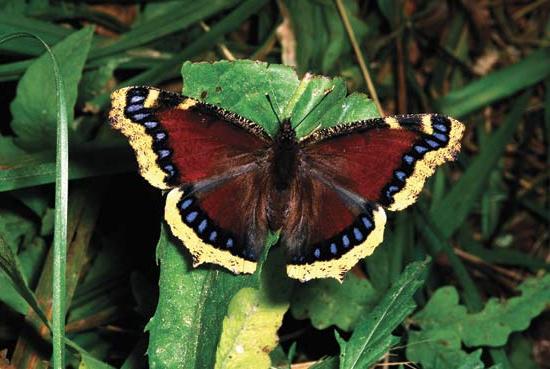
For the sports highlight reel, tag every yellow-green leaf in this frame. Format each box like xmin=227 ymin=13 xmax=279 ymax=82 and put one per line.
xmin=215 ymin=287 xmax=288 ymax=369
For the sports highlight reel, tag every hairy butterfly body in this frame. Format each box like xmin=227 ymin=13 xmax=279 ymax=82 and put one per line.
xmin=110 ymin=85 xmax=464 ymax=281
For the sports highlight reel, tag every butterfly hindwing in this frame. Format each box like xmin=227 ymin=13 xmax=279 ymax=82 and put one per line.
xmin=281 ymin=171 xmax=387 ymax=281
xmin=165 ymin=167 xmax=270 ymax=274
xmin=109 ymin=86 xmax=270 ymax=189
xmin=302 ymin=114 xmax=464 ymax=211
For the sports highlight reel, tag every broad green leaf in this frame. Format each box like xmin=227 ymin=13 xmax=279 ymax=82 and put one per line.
xmin=290 ymin=273 xmax=378 ymax=331
xmin=181 ymin=60 xmax=377 ymax=139
xmin=338 ymin=259 xmax=429 ymax=369
xmin=435 ymin=48 xmax=550 ymax=117
xmin=10 ymin=26 xmax=93 ymax=150
xmin=407 ymin=275 xmax=550 ymax=368
xmin=181 ymin=60 xmax=300 ymax=136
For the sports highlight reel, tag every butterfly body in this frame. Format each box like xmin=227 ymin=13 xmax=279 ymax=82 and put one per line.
xmin=110 ymin=85 xmax=464 ymax=281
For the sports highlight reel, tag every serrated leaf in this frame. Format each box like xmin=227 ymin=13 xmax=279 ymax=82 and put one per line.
xmin=10 ymin=26 xmax=93 ymax=150
xmin=180 ymin=60 xmax=377 ymax=138
xmin=338 ymin=258 xmax=429 ymax=369
xmin=291 ymin=273 xmax=378 ymax=331
xmin=407 ymin=275 xmax=550 ymax=369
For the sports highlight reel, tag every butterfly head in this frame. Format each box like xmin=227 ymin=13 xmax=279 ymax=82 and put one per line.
xmin=276 ymin=118 xmax=297 ymax=145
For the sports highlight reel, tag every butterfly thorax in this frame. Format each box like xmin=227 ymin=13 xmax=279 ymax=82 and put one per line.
xmin=272 ymin=119 xmax=299 ymax=191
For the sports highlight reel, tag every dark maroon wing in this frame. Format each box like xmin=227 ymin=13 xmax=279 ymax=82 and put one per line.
xmin=110 ymin=86 xmax=270 ymax=189
xmin=110 ymin=86 xmax=272 ymax=274
xmin=301 ymin=114 xmax=465 ymax=211
xmin=282 ymin=170 xmax=386 ymax=281
xmin=284 ymin=114 xmax=464 ymax=281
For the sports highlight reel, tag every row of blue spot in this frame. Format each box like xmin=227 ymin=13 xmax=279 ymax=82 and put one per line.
xmin=125 ymin=89 xmax=176 ymax=180
xmin=384 ymin=115 xmax=451 ymax=204
xmin=291 ymin=212 xmax=375 ymax=264
xmin=178 ymin=196 xmax=257 ymax=261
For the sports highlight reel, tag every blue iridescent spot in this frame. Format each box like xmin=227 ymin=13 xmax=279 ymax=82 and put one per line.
xmin=164 ymin=164 xmax=174 ymax=174
xmin=395 ymin=170 xmax=406 ymax=181
xmin=130 ymin=95 xmax=145 ymax=103
xmin=353 ymin=227 xmax=363 ymax=241
xmin=132 ymin=113 xmax=149 ymax=120
xmin=386 ymin=185 xmax=399 ymax=199
xmin=342 ymin=235 xmax=350 ymax=248
xmin=403 ymin=155 xmax=414 ymax=164
xmin=362 ymin=216 xmax=372 ymax=229
xmin=126 ymin=104 xmax=142 ymax=113
xmin=433 ymin=123 xmax=447 ymax=132
xmin=180 ymin=198 xmax=193 ymax=210
xmin=425 ymin=139 xmax=440 ymax=149
xmin=198 ymin=219 xmax=207 ymax=233
xmin=186 ymin=211 xmax=198 ymax=223
xmin=158 ymin=149 xmax=171 ymax=159
xmin=414 ymin=145 xmax=428 ymax=154
xmin=314 ymin=248 xmax=321 ymax=258
xmin=143 ymin=121 xmax=158 ymax=129
xmin=299 ymin=256 xmax=306 ymax=263
xmin=291 ymin=256 xmax=298 ymax=263
xmin=156 ymin=132 xmax=166 ymax=141
xmin=433 ymin=132 xmax=448 ymax=142
xmin=226 ymin=238 xmax=234 ymax=248
xmin=330 ymin=243 xmax=338 ymax=255
xmin=209 ymin=231 xmax=217 ymax=242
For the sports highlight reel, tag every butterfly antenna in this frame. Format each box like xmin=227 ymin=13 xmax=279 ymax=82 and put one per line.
xmin=265 ymin=93 xmax=282 ymax=127
xmin=294 ymin=86 xmax=335 ymax=130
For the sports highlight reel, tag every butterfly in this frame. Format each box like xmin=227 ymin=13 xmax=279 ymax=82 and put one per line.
xmin=109 ymin=85 xmax=464 ymax=281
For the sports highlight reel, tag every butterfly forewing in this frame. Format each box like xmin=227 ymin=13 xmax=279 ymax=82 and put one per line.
xmin=302 ymin=114 xmax=464 ymax=211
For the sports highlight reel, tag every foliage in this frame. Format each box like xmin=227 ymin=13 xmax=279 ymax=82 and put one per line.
xmin=0 ymin=1 xmax=548 ymax=369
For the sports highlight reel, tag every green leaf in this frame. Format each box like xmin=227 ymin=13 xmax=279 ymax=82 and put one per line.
xmin=407 ymin=275 xmax=550 ymax=368
xmin=0 ymin=233 xmax=49 ymax=327
xmin=435 ymin=48 xmax=550 ymax=117
xmin=181 ymin=60 xmax=377 ymax=138
xmin=214 ymin=287 xmax=288 ymax=369
xmin=181 ymin=60 xmax=300 ymax=136
xmin=338 ymin=258 xmax=429 ymax=369
xmin=290 ymin=273 xmax=378 ymax=331
xmin=214 ymin=245 xmax=291 ymax=369
xmin=286 ymin=0 xmax=369 ymax=74
xmin=147 ymin=226 xmax=258 ymax=369
xmin=10 ymin=26 xmax=93 ymax=150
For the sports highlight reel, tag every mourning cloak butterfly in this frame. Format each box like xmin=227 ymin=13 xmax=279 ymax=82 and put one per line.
xmin=109 ymin=85 xmax=464 ymax=281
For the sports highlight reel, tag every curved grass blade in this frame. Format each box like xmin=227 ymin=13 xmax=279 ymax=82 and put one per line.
xmin=0 ymin=32 xmax=68 ymax=369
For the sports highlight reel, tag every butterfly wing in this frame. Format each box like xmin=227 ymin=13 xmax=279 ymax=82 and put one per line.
xmin=282 ymin=170 xmax=386 ymax=281
xmin=284 ymin=114 xmax=464 ymax=281
xmin=301 ymin=114 xmax=465 ymax=211
xmin=110 ymin=86 xmax=272 ymax=274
